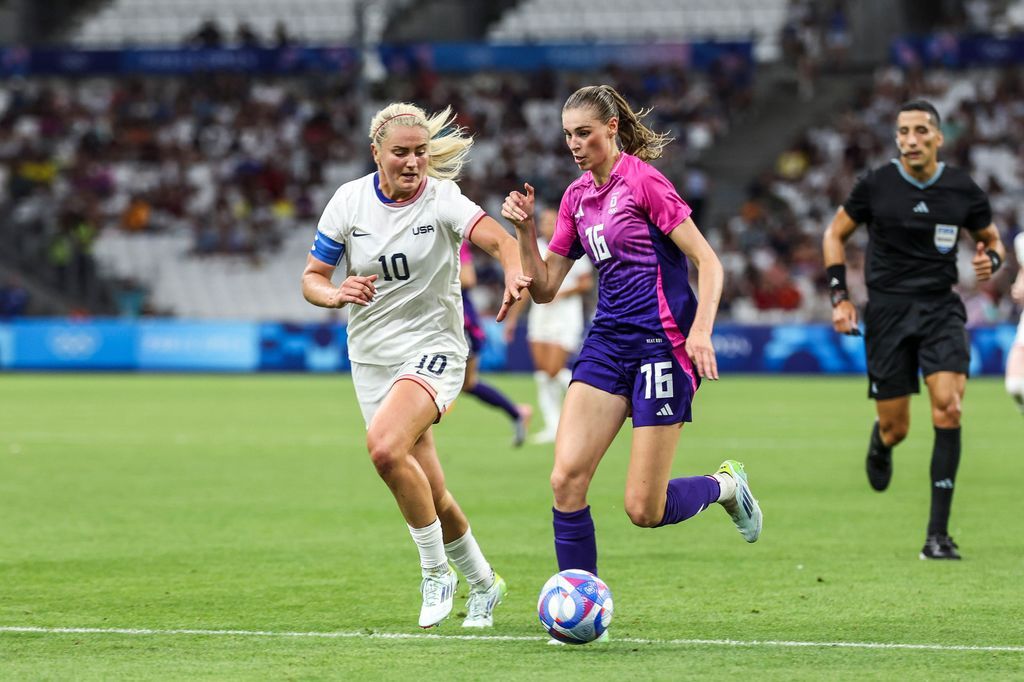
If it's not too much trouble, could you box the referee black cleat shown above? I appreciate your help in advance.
[866,450,892,491]
[919,534,961,560]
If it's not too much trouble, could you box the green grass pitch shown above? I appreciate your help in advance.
[1,373,1022,680]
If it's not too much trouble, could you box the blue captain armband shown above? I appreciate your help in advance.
[310,231,345,266]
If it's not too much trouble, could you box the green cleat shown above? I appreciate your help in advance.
[717,460,763,543]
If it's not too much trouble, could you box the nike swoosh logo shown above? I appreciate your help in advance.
[353,230,370,237]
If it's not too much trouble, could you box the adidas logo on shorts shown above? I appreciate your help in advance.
[656,404,674,417]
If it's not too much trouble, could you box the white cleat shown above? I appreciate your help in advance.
[717,459,762,543]
[529,429,557,445]
[462,573,507,627]
[418,564,458,628]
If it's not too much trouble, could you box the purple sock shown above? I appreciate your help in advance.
[552,506,598,575]
[657,476,721,527]
[467,382,520,420]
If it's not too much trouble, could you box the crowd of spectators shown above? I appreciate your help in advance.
[0,58,748,317]
[779,0,852,100]
[3,45,1021,327]
[720,64,1024,325]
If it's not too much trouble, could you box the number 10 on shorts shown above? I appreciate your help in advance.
[641,361,674,399]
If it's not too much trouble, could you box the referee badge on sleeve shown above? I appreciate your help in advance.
[933,224,958,254]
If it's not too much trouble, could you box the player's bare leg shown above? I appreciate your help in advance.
[623,424,683,527]
[366,380,458,626]
[867,396,910,491]
[367,380,443,527]
[550,383,627,575]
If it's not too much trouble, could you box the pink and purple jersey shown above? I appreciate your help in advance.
[548,153,696,365]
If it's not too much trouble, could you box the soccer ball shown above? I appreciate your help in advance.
[537,569,613,644]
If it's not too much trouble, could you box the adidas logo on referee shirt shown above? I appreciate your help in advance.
[656,404,674,417]
[913,201,929,213]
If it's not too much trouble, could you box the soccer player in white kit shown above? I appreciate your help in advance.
[525,206,593,443]
[301,102,529,629]
[1006,232,1024,413]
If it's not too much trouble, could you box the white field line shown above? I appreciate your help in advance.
[1,626,1022,653]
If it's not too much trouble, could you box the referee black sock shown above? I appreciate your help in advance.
[868,421,892,459]
[928,426,961,537]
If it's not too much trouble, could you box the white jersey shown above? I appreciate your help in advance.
[528,237,592,349]
[313,173,485,366]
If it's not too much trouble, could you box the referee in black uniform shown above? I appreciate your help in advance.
[822,99,1005,560]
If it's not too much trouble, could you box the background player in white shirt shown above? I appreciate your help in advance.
[1006,232,1024,413]
[301,102,528,629]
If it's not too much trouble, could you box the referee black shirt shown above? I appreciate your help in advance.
[843,160,992,297]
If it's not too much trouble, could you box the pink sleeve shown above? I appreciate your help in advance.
[547,188,586,259]
[636,164,692,235]
[459,241,473,264]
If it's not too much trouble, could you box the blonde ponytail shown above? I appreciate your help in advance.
[368,103,474,181]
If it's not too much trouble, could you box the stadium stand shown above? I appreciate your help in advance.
[488,0,790,62]
[70,0,403,47]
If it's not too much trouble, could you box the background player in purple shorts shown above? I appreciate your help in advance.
[501,85,763,583]
[458,242,532,446]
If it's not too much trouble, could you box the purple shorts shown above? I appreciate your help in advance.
[572,342,698,426]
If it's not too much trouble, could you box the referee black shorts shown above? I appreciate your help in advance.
[863,291,970,400]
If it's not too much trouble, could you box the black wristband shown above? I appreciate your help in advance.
[986,249,1002,273]
[826,264,848,306]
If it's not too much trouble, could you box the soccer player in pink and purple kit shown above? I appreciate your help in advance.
[502,85,763,587]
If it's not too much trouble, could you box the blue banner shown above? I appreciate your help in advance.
[1,319,137,370]
[0,46,360,76]
[487,321,1018,376]
[891,33,1024,68]
[0,319,1017,374]
[0,41,750,77]
[137,321,260,371]
[379,41,752,73]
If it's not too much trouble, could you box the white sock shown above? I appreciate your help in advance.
[545,377,563,430]
[1007,376,1024,414]
[408,518,448,571]
[535,372,560,433]
[712,472,737,503]
[556,367,572,390]
[444,528,493,589]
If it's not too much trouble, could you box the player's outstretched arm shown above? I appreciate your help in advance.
[969,223,1005,282]
[501,182,572,303]
[823,207,860,335]
[468,215,531,322]
[301,254,377,308]
[669,217,723,380]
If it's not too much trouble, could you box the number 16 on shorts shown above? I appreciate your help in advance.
[633,357,694,426]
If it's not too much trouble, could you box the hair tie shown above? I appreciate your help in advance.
[372,113,418,139]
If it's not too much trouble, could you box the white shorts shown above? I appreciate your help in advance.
[351,351,467,428]
[527,299,585,352]
[1016,312,1024,347]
